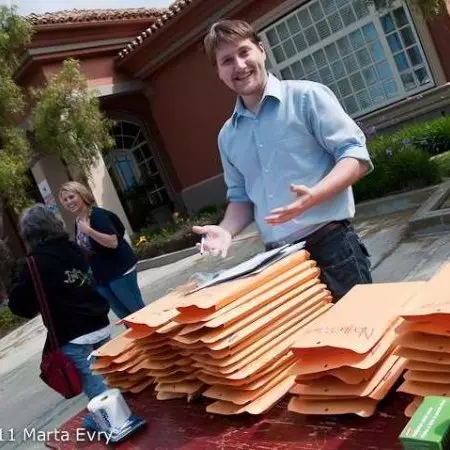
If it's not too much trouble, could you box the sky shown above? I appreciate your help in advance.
[1,0,172,16]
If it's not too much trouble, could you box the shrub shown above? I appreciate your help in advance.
[133,207,225,260]
[0,308,27,338]
[431,151,450,179]
[354,145,441,202]
[369,116,450,157]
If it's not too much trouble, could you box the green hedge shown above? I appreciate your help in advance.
[367,116,450,157]
[354,145,441,202]
[431,151,450,178]
[354,117,449,202]
[0,308,27,339]
[133,208,225,260]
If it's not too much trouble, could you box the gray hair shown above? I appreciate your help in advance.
[20,204,68,250]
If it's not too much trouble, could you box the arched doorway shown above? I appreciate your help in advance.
[105,120,171,229]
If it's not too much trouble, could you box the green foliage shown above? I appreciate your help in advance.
[0,308,28,339]
[133,207,226,260]
[369,116,450,157]
[431,151,450,178]
[354,116,450,201]
[0,5,32,72]
[31,59,115,177]
[354,145,441,202]
[0,7,31,213]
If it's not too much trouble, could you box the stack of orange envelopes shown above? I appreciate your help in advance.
[394,264,450,416]
[288,282,422,417]
[91,249,333,414]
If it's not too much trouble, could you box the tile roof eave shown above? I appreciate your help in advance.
[117,0,194,61]
[27,8,166,27]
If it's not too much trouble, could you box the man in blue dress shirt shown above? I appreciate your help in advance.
[193,19,373,300]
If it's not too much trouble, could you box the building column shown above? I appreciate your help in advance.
[87,154,133,238]
[31,155,75,234]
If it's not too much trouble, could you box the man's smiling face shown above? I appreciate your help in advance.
[215,38,267,98]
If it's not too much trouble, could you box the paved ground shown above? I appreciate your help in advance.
[1,208,449,449]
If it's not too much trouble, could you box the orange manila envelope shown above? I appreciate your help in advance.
[288,397,377,417]
[191,299,327,367]
[203,363,296,405]
[129,379,154,394]
[155,380,204,395]
[194,300,328,374]
[226,305,332,381]
[178,278,320,337]
[92,329,136,357]
[291,320,401,375]
[397,380,450,397]
[176,250,310,315]
[200,284,327,346]
[121,289,183,328]
[126,326,155,339]
[405,396,423,418]
[174,258,316,325]
[201,268,320,330]
[405,361,450,372]
[405,370,450,384]
[291,359,406,402]
[90,357,115,371]
[292,282,421,356]
[394,347,450,364]
[327,364,380,385]
[156,371,198,384]
[206,374,296,415]
[203,291,329,351]
[396,320,450,338]
[290,355,403,398]
[156,391,185,400]
[396,332,450,353]
[196,353,294,387]
[198,304,331,379]
[401,263,450,319]
[195,301,329,376]
[206,299,327,355]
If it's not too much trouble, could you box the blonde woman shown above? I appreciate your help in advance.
[59,182,145,319]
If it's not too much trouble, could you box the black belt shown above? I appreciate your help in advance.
[265,220,349,250]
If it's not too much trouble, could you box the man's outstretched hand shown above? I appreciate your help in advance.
[265,184,315,225]
[192,225,232,258]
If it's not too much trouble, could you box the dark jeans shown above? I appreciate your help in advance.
[305,221,372,301]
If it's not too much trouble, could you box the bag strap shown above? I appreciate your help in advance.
[27,256,59,351]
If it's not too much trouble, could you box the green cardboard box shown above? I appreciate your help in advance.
[400,396,450,450]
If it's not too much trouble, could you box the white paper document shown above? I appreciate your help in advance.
[187,241,305,294]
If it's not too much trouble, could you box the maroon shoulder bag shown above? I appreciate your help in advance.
[27,256,83,399]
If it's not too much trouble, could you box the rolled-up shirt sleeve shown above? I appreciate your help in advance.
[218,130,251,203]
[305,83,374,173]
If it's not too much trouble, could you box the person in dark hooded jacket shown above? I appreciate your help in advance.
[8,204,110,400]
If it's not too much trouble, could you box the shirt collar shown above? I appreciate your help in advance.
[231,73,283,127]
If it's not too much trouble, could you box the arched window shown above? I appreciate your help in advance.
[105,120,170,228]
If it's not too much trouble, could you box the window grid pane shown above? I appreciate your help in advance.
[261,1,433,117]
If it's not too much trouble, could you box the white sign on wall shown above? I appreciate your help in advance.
[38,179,62,219]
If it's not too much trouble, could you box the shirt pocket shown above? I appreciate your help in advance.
[267,136,317,179]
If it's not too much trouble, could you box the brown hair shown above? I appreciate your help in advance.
[59,181,96,207]
[204,20,261,65]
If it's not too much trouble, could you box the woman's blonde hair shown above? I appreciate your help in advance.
[59,181,96,206]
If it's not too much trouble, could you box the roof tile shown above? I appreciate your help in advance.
[117,0,194,59]
[27,8,166,26]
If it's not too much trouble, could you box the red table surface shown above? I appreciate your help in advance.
[45,390,411,450]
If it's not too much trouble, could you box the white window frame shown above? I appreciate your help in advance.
[106,120,168,206]
[260,0,435,118]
